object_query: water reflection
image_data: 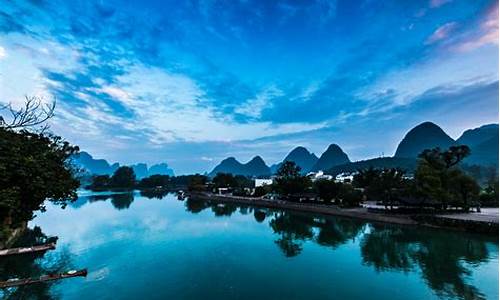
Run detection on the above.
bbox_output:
[11,192,497,300]
[76,192,136,210]
[0,227,75,299]
[183,196,497,299]
[361,224,491,299]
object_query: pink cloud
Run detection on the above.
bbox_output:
[426,22,457,44]
[455,3,498,52]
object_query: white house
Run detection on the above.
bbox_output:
[306,170,333,182]
[255,178,273,187]
[335,172,354,183]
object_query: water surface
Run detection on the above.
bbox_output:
[1,191,498,299]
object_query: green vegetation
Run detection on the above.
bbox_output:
[211,173,253,196]
[352,168,409,209]
[88,169,210,192]
[0,97,80,243]
[351,145,496,211]
[271,161,361,207]
[274,161,311,196]
[413,146,480,211]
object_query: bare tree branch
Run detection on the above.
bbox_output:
[0,96,56,131]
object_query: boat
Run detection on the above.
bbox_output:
[0,242,56,257]
[0,269,88,289]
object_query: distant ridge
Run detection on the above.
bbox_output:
[458,124,499,166]
[72,151,174,178]
[457,124,499,146]
[209,156,271,177]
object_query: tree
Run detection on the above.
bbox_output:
[414,145,480,210]
[89,175,111,190]
[354,168,406,209]
[314,179,341,204]
[138,174,171,189]
[212,173,238,188]
[339,184,363,207]
[274,161,311,197]
[111,166,136,188]
[187,174,208,191]
[448,171,480,211]
[0,127,80,236]
[0,96,55,131]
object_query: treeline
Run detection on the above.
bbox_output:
[87,166,208,191]
[87,145,498,212]
[208,145,498,211]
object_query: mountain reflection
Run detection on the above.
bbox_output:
[61,192,496,300]
[182,196,496,300]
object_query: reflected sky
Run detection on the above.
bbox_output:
[2,191,497,300]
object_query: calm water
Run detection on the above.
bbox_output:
[1,191,498,300]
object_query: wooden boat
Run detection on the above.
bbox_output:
[0,242,56,257]
[0,269,87,289]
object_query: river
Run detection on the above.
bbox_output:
[1,190,498,299]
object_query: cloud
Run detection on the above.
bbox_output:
[234,85,282,119]
[430,0,453,8]
[426,22,457,44]
[0,46,6,59]
[455,3,498,52]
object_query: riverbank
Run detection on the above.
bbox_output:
[189,192,498,235]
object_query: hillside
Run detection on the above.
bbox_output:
[209,156,271,177]
[310,144,350,172]
[394,122,455,158]
[271,146,318,174]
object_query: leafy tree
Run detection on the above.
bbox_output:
[111,166,136,188]
[339,184,363,207]
[414,145,480,211]
[354,167,406,209]
[447,170,480,211]
[234,175,253,188]
[187,174,208,191]
[479,175,499,207]
[139,174,171,189]
[254,184,272,197]
[0,126,80,239]
[314,179,341,204]
[274,161,311,197]
[212,173,238,188]
[89,175,111,190]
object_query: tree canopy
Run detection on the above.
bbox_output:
[274,161,311,196]
[0,128,80,236]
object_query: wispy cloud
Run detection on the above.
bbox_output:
[426,22,457,44]
[455,2,498,52]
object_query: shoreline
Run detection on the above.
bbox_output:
[189,192,499,235]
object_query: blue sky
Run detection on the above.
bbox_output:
[0,0,498,174]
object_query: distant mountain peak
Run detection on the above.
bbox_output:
[72,151,174,178]
[271,146,319,174]
[209,156,271,177]
[394,122,455,158]
[249,155,266,163]
[310,143,350,172]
